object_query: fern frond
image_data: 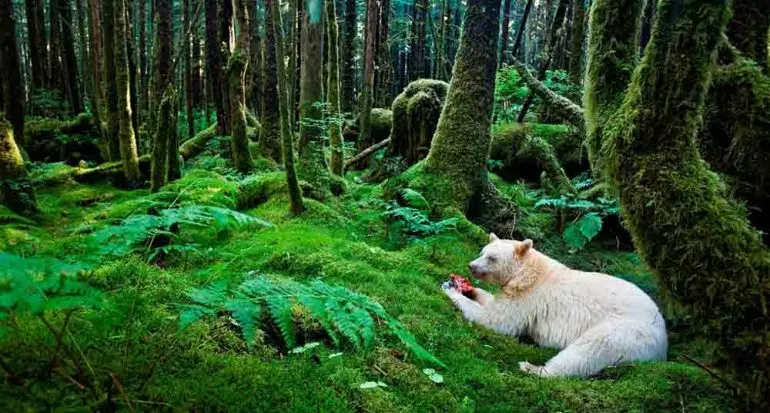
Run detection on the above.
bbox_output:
[224,298,261,347]
[265,295,296,348]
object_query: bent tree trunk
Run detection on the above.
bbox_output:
[587,0,770,404]
[412,0,502,210]
[0,120,38,216]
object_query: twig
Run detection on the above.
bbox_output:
[344,138,391,171]
[680,354,737,393]
[111,373,135,412]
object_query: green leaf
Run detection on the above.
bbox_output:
[577,213,603,241]
[224,298,261,347]
[563,223,588,250]
[423,368,444,384]
[179,304,215,329]
[266,295,296,348]
[400,189,430,211]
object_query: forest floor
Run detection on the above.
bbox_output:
[0,159,735,411]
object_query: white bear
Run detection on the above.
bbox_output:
[443,233,668,377]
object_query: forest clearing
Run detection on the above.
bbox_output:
[1,0,768,411]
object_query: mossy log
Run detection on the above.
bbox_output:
[0,120,38,216]
[588,0,770,404]
[73,154,152,184]
[489,122,586,182]
[518,135,576,195]
[24,113,103,164]
[342,108,392,143]
[178,121,259,161]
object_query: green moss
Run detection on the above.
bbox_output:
[389,79,448,166]
[228,51,255,173]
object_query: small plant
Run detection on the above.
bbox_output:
[382,189,458,243]
[535,177,619,250]
[179,275,446,367]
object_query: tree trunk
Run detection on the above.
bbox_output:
[726,0,770,72]
[567,0,585,84]
[150,88,173,191]
[49,0,63,93]
[341,0,356,112]
[126,2,139,139]
[511,57,583,131]
[193,11,203,108]
[408,0,428,81]
[435,0,448,80]
[206,0,223,135]
[298,0,329,190]
[56,0,84,114]
[287,0,298,128]
[269,0,305,215]
[516,0,568,123]
[357,0,378,159]
[76,0,103,147]
[418,0,502,209]
[588,0,770,404]
[510,0,533,60]
[115,0,141,182]
[167,92,181,181]
[184,0,195,138]
[103,0,121,161]
[216,0,233,135]
[0,0,25,146]
[498,0,512,66]
[259,0,282,161]
[326,0,343,175]
[88,0,105,131]
[374,0,391,107]
[0,120,38,216]
[229,0,254,172]
[155,0,172,118]
[139,0,149,113]
[25,0,45,89]
[248,0,261,114]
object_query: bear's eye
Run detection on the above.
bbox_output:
[488,256,496,263]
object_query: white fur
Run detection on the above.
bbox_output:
[444,234,668,377]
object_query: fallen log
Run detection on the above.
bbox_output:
[343,138,390,172]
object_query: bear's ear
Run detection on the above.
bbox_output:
[489,233,499,242]
[514,239,533,258]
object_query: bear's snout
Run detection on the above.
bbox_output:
[468,261,486,279]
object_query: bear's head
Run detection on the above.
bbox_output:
[468,233,534,292]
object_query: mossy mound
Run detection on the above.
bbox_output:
[24,113,103,164]
[389,79,449,165]
[489,122,586,182]
[342,108,392,144]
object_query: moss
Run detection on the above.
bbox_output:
[518,135,576,195]
[24,113,102,164]
[114,0,141,183]
[150,88,175,192]
[343,108,392,144]
[0,120,38,216]
[699,57,770,241]
[389,79,449,166]
[725,0,770,71]
[228,51,255,173]
[594,0,770,404]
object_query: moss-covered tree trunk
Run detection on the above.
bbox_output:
[287,0,299,129]
[126,4,139,137]
[726,0,770,72]
[248,0,261,114]
[269,0,305,215]
[167,93,181,182]
[216,0,233,135]
[568,0,585,84]
[229,0,254,172]
[115,0,141,182]
[341,0,356,112]
[184,0,195,138]
[583,0,644,170]
[298,0,330,190]
[588,0,770,404]
[103,0,121,161]
[327,0,344,175]
[139,0,149,114]
[155,0,172,121]
[0,120,38,216]
[0,0,25,150]
[150,88,174,192]
[260,0,282,161]
[417,0,502,209]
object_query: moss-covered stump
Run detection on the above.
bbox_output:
[389,79,449,164]
[489,122,586,182]
[24,113,103,164]
[0,120,38,216]
[700,57,770,242]
[342,108,392,144]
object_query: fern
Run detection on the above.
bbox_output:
[383,201,458,241]
[536,189,619,250]
[179,275,446,367]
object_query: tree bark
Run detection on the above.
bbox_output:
[25,0,45,89]
[374,0,391,107]
[341,0,356,112]
[327,0,343,175]
[150,88,173,191]
[215,0,233,135]
[0,0,25,146]
[103,0,121,161]
[116,0,141,182]
[269,0,305,215]
[56,0,84,114]
[139,0,149,113]
[88,0,105,128]
[726,0,770,72]
[247,0,261,113]
[498,0,512,66]
[184,0,195,138]
[408,0,428,81]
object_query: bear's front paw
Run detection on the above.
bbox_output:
[441,281,453,290]
[519,361,547,377]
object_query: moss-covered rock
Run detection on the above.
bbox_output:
[342,108,392,144]
[389,79,449,165]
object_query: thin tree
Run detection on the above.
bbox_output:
[184,0,195,137]
[56,0,84,114]
[247,0,261,114]
[567,0,585,84]
[516,0,568,122]
[498,0,512,65]
[357,0,378,157]
[115,0,141,182]
[150,88,174,191]
[0,0,25,146]
[25,0,45,89]
[326,0,343,175]
[298,0,330,189]
[229,0,254,172]
[510,0,533,61]
[216,0,233,135]
[259,0,282,161]
[139,0,149,113]
[103,0,121,160]
[374,0,391,107]
[408,0,428,81]
[340,0,356,112]
[269,0,305,214]
[76,0,103,143]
